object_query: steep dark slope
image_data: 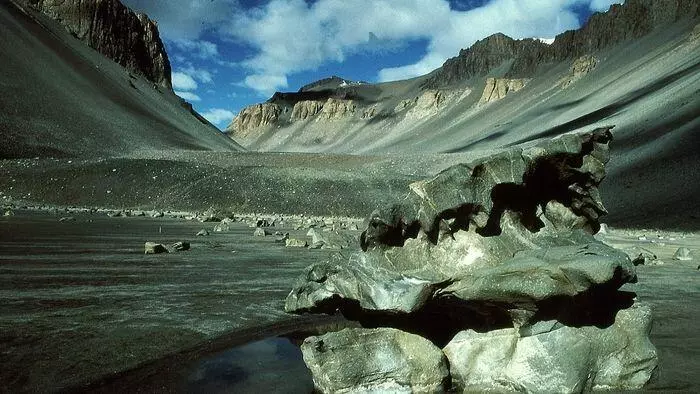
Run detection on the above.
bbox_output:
[0,0,242,158]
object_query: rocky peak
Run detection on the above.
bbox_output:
[20,0,172,89]
[426,0,699,88]
[299,75,366,92]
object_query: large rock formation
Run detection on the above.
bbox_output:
[20,0,171,88]
[285,127,658,392]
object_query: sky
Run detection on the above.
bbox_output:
[122,0,624,130]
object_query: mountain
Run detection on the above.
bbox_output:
[0,0,242,158]
[226,0,699,155]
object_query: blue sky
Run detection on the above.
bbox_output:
[122,0,623,129]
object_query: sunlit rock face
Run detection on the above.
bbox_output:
[21,0,172,88]
[478,78,529,104]
[285,126,658,393]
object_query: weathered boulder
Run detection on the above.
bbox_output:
[301,327,449,394]
[624,246,658,266]
[306,228,351,250]
[196,229,209,236]
[286,128,621,318]
[144,242,168,254]
[673,247,693,261]
[170,241,190,252]
[443,303,657,393]
[285,127,657,392]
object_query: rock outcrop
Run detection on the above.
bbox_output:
[228,103,282,138]
[21,0,172,88]
[561,55,599,88]
[291,100,323,121]
[285,127,658,392]
[478,78,529,104]
[318,98,356,120]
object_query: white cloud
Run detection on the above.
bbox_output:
[201,108,236,128]
[169,39,220,59]
[172,72,198,91]
[175,91,202,101]
[225,0,599,92]
[179,65,214,84]
[242,74,289,97]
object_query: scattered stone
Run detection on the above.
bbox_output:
[3,210,13,217]
[624,246,658,266]
[597,222,609,235]
[151,211,164,218]
[170,241,190,252]
[144,242,168,254]
[133,211,146,217]
[213,222,230,232]
[673,247,693,261]
[196,229,209,236]
[254,227,269,237]
[275,233,290,243]
[107,211,123,218]
[286,238,307,248]
[58,216,75,222]
[302,328,449,393]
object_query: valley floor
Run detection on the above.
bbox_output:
[0,211,697,392]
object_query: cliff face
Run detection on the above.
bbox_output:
[426,0,700,87]
[21,0,172,89]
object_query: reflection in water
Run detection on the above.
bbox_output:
[186,337,313,394]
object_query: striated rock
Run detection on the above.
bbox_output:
[290,100,323,121]
[478,78,529,105]
[317,98,355,120]
[301,327,449,394]
[228,103,282,136]
[22,0,171,88]
[444,303,658,393]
